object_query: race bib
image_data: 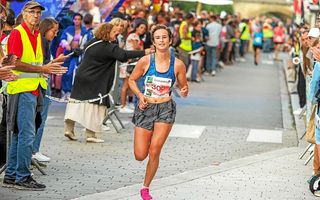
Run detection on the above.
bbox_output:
[254,37,262,44]
[144,76,172,98]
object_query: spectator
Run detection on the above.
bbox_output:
[190,21,203,82]
[64,23,152,142]
[177,13,194,69]
[60,13,87,99]
[119,19,147,113]
[3,1,67,190]
[32,18,68,162]
[205,14,221,76]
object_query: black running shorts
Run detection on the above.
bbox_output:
[132,100,176,131]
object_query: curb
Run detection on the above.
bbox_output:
[72,147,301,200]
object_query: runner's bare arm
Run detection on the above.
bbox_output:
[129,55,150,99]
[175,59,188,97]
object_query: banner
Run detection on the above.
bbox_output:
[104,0,125,21]
[9,0,76,20]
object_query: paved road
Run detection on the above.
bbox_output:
[0,53,296,200]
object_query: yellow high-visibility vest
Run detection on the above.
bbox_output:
[263,28,274,39]
[240,23,250,41]
[7,25,46,94]
[179,21,192,51]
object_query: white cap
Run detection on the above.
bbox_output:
[220,11,227,19]
[308,28,320,38]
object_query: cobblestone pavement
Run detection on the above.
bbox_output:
[0,53,298,200]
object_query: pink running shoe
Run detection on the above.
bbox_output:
[140,188,153,200]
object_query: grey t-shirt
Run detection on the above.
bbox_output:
[206,21,222,47]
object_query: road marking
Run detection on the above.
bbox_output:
[247,129,282,143]
[169,124,206,139]
[47,116,56,120]
[261,60,274,65]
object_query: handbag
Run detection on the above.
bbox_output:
[306,105,317,144]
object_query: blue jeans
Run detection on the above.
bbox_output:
[6,92,38,182]
[205,46,217,73]
[263,38,272,52]
[33,86,51,153]
[191,60,199,81]
[240,40,247,57]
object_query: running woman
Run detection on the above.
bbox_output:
[128,24,188,200]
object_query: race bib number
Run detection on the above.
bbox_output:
[254,37,262,44]
[144,76,172,98]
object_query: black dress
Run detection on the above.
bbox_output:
[70,38,145,107]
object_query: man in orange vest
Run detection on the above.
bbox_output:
[3,1,67,191]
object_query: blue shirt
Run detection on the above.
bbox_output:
[253,32,263,47]
[140,52,176,97]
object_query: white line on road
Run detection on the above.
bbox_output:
[169,124,206,139]
[247,129,282,143]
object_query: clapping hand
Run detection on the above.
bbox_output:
[43,62,68,75]
[0,65,16,82]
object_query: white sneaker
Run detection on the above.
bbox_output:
[86,137,104,143]
[32,152,50,162]
[239,57,246,62]
[211,70,216,76]
[219,61,225,68]
[102,125,111,131]
[62,92,70,100]
[119,106,134,113]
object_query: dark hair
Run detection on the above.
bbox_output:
[73,13,83,20]
[209,14,217,21]
[6,9,15,27]
[193,21,200,27]
[151,24,172,43]
[131,18,148,34]
[185,13,194,20]
[39,17,58,37]
[111,11,126,20]
[83,13,93,25]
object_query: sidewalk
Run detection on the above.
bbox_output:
[73,54,315,200]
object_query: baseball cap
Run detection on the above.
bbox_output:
[220,11,227,19]
[22,1,45,11]
[308,28,320,38]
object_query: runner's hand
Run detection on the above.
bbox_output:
[138,94,148,110]
[180,85,188,97]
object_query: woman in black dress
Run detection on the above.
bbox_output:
[64,23,153,143]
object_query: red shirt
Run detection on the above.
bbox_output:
[0,32,6,42]
[7,22,42,96]
[7,22,41,58]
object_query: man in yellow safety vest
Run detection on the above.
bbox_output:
[3,1,67,191]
